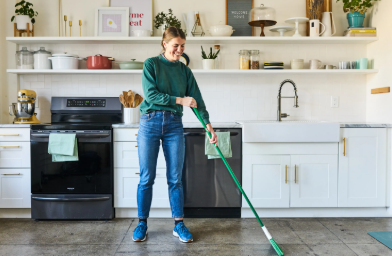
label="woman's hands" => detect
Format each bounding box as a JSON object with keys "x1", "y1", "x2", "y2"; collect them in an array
[
  {"x1": 206, "y1": 123, "x2": 218, "y2": 146},
  {"x1": 176, "y1": 97, "x2": 197, "y2": 108}
]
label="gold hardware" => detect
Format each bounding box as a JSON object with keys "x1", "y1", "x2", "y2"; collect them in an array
[
  {"x1": 135, "y1": 145, "x2": 138, "y2": 147},
  {"x1": 0, "y1": 146, "x2": 19, "y2": 148},
  {"x1": 69, "y1": 21, "x2": 72, "y2": 37},
  {"x1": 285, "y1": 165, "x2": 287, "y2": 184},
  {"x1": 343, "y1": 137, "x2": 346, "y2": 156},
  {"x1": 0, "y1": 134, "x2": 19, "y2": 136},
  {"x1": 135, "y1": 172, "x2": 140, "y2": 175},
  {"x1": 135, "y1": 134, "x2": 137, "y2": 136},
  {"x1": 64, "y1": 15, "x2": 67, "y2": 36},
  {"x1": 1, "y1": 173, "x2": 21, "y2": 175},
  {"x1": 79, "y1": 20, "x2": 82, "y2": 36},
  {"x1": 295, "y1": 165, "x2": 297, "y2": 183}
]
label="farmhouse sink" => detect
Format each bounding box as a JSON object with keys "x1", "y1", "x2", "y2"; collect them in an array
[{"x1": 238, "y1": 120, "x2": 340, "y2": 143}]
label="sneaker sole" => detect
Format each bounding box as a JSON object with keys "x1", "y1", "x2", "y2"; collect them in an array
[
  {"x1": 173, "y1": 230, "x2": 193, "y2": 243},
  {"x1": 132, "y1": 231, "x2": 148, "y2": 242}
]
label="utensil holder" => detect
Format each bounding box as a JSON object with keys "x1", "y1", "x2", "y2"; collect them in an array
[{"x1": 123, "y1": 107, "x2": 140, "y2": 124}]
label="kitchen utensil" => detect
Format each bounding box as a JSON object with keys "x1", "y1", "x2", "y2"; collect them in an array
[
  {"x1": 291, "y1": 59, "x2": 304, "y2": 69},
  {"x1": 85, "y1": 54, "x2": 114, "y2": 69},
  {"x1": 33, "y1": 47, "x2": 52, "y2": 69},
  {"x1": 117, "y1": 59, "x2": 144, "y2": 69},
  {"x1": 49, "y1": 52, "x2": 82, "y2": 70},
  {"x1": 285, "y1": 17, "x2": 309, "y2": 37},
  {"x1": 131, "y1": 29, "x2": 151, "y2": 37},
  {"x1": 357, "y1": 58, "x2": 368, "y2": 69},
  {"x1": 16, "y1": 47, "x2": 34, "y2": 69},
  {"x1": 123, "y1": 107, "x2": 139, "y2": 124},
  {"x1": 8, "y1": 89, "x2": 40, "y2": 124},
  {"x1": 309, "y1": 19, "x2": 326, "y2": 37},
  {"x1": 192, "y1": 107, "x2": 284, "y2": 256},
  {"x1": 119, "y1": 94, "x2": 125, "y2": 106},
  {"x1": 123, "y1": 91, "x2": 128, "y2": 107},
  {"x1": 248, "y1": 4, "x2": 277, "y2": 36},
  {"x1": 127, "y1": 91, "x2": 134, "y2": 107},
  {"x1": 309, "y1": 59, "x2": 323, "y2": 69},
  {"x1": 208, "y1": 23, "x2": 235, "y2": 36},
  {"x1": 182, "y1": 11, "x2": 197, "y2": 37},
  {"x1": 321, "y1": 12, "x2": 336, "y2": 37},
  {"x1": 269, "y1": 26, "x2": 295, "y2": 36}
]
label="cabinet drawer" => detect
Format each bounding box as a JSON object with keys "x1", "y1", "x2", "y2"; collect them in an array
[
  {"x1": 114, "y1": 142, "x2": 166, "y2": 168},
  {"x1": 0, "y1": 169, "x2": 31, "y2": 208},
  {"x1": 114, "y1": 129, "x2": 139, "y2": 142},
  {"x1": 0, "y1": 129, "x2": 30, "y2": 142},
  {"x1": 0, "y1": 142, "x2": 30, "y2": 168}
]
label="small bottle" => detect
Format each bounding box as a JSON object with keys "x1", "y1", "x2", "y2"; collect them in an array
[
  {"x1": 249, "y1": 50, "x2": 260, "y2": 70},
  {"x1": 239, "y1": 50, "x2": 250, "y2": 70},
  {"x1": 214, "y1": 45, "x2": 221, "y2": 69}
]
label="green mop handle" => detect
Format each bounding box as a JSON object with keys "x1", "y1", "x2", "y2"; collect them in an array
[{"x1": 192, "y1": 107, "x2": 265, "y2": 228}]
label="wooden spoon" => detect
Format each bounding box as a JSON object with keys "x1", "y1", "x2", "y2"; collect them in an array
[
  {"x1": 123, "y1": 91, "x2": 128, "y2": 108},
  {"x1": 135, "y1": 94, "x2": 143, "y2": 107},
  {"x1": 127, "y1": 90, "x2": 134, "y2": 108},
  {"x1": 119, "y1": 94, "x2": 125, "y2": 107},
  {"x1": 133, "y1": 94, "x2": 139, "y2": 108}
]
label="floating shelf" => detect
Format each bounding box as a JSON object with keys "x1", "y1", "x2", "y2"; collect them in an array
[
  {"x1": 6, "y1": 36, "x2": 378, "y2": 45},
  {"x1": 7, "y1": 69, "x2": 379, "y2": 75}
]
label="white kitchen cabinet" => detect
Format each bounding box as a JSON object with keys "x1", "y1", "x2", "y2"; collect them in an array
[
  {"x1": 0, "y1": 129, "x2": 30, "y2": 142},
  {"x1": 338, "y1": 128, "x2": 387, "y2": 207},
  {"x1": 242, "y1": 155, "x2": 290, "y2": 208},
  {"x1": 114, "y1": 142, "x2": 166, "y2": 168},
  {"x1": 290, "y1": 155, "x2": 338, "y2": 207},
  {"x1": 0, "y1": 169, "x2": 31, "y2": 208},
  {"x1": 0, "y1": 142, "x2": 30, "y2": 168}
]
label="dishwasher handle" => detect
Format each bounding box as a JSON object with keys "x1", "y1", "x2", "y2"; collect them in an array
[{"x1": 184, "y1": 132, "x2": 239, "y2": 136}]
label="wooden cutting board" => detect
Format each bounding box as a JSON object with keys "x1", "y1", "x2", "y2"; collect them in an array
[{"x1": 306, "y1": 0, "x2": 332, "y2": 36}]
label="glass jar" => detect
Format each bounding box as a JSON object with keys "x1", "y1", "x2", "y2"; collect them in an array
[
  {"x1": 33, "y1": 47, "x2": 52, "y2": 69},
  {"x1": 249, "y1": 50, "x2": 260, "y2": 70},
  {"x1": 239, "y1": 50, "x2": 250, "y2": 70},
  {"x1": 16, "y1": 47, "x2": 34, "y2": 69}
]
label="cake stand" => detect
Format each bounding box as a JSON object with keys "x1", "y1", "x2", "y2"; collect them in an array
[
  {"x1": 269, "y1": 26, "x2": 295, "y2": 36},
  {"x1": 248, "y1": 20, "x2": 277, "y2": 37},
  {"x1": 285, "y1": 17, "x2": 309, "y2": 37}
]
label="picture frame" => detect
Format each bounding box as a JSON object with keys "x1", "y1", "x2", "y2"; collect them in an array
[
  {"x1": 226, "y1": 0, "x2": 254, "y2": 36},
  {"x1": 110, "y1": 0, "x2": 153, "y2": 37},
  {"x1": 95, "y1": 7, "x2": 130, "y2": 37}
]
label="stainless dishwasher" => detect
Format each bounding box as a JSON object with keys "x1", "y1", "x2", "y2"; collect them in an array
[{"x1": 182, "y1": 128, "x2": 242, "y2": 218}]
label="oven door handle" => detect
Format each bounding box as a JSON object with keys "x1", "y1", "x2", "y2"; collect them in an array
[
  {"x1": 31, "y1": 196, "x2": 111, "y2": 202},
  {"x1": 183, "y1": 132, "x2": 239, "y2": 136},
  {"x1": 31, "y1": 133, "x2": 110, "y2": 138}
]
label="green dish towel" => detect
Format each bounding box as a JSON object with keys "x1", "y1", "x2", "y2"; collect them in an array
[
  {"x1": 205, "y1": 132, "x2": 232, "y2": 159},
  {"x1": 48, "y1": 133, "x2": 79, "y2": 162}
]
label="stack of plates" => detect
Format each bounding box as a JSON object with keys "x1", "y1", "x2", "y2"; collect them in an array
[{"x1": 264, "y1": 61, "x2": 284, "y2": 69}]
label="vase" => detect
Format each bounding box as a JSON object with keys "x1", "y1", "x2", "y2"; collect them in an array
[
  {"x1": 202, "y1": 59, "x2": 215, "y2": 70},
  {"x1": 347, "y1": 12, "x2": 365, "y2": 28},
  {"x1": 123, "y1": 107, "x2": 140, "y2": 124},
  {"x1": 161, "y1": 24, "x2": 167, "y2": 35},
  {"x1": 15, "y1": 15, "x2": 32, "y2": 31}
]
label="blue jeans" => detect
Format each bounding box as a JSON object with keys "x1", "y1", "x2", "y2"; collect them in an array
[{"x1": 137, "y1": 111, "x2": 185, "y2": 219}]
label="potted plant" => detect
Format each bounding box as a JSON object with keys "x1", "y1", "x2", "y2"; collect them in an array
[
  {"x1": 201, "y1": 46, "x2": 220, "y2": 70},
  {"x1": 154, "y1": 9, "x2": 181, "y2": 34},
  {"x1": 336, "y1": 0, "x2": 380, "y2": 28},
  {"x1": 11, "y1": 0, "x2": 38, "y2": 31}
]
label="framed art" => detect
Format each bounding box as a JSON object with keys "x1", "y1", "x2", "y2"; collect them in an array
[
  {"x1": 226, "y1": 0, "x2": 254, "y2": 36},
  {"x1": 95, "y1": 7, "x2": 130, "y2": 37},
  {"x1": 110, "y1": 0, "x2": 153, "y2": 37}
]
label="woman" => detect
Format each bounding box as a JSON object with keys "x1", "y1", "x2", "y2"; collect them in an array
[{"x1": 132, "y1": 27, "x2": 218, "y2": 243}]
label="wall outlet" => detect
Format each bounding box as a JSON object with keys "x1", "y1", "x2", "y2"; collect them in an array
[{"x1": 331, "y1": 96, "x2": 339, "y2": 108}]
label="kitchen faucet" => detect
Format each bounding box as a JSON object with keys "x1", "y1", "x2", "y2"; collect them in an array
[{"x1": 277, "y1": 79, "x2": 299, "y2": 121}]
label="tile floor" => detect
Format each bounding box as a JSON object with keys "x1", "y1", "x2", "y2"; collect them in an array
[{"x1": 0, "y1": 218, "x2": 391, "y2": 255}]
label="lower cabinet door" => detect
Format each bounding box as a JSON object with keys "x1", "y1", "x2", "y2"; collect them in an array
[
  {"x1": 0, "y1": 169, "x2": 31, "y2": 208},
  {"x1": 242, "y1": 155, "x2": 290, "y2": 208},
  {"x1": 114, "y1": 168, "x2": 170, "y2": 208},
  {"x1": 290, "y1": 155, "x2": 338, "y2": 207}
]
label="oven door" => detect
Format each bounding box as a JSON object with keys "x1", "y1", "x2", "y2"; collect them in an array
[{"x1": 30, "y1": 130, "x2": 112, "y2": 194}]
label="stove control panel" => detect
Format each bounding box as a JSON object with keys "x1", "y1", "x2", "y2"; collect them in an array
[{"x1": 67, "y1": 99, "x2": 106, "y2": 107}]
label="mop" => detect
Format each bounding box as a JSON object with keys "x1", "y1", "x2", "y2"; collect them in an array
[{"x1": 192, "y1": 107, "x2": 284, "y2": 256}]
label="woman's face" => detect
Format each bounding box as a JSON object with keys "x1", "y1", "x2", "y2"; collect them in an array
[{"x1": 163, "y1": 37, "x2": 185, "y2": 61}]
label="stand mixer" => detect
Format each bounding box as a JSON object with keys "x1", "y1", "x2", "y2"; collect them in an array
[{"x1": 9, "y1": 89, "x2": 40, "y2": 124}]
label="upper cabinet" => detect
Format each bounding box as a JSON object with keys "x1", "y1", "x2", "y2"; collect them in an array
[{"x1": 338, "y1": 128, "x2": 387, "y2": 207}]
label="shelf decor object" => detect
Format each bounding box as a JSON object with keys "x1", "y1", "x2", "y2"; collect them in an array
[
  {"x1": 110, "y1": 0, "x2": 153, "y2": 37},
  {"x1": 269, "y1": 26, "x2": 295, "y2": 37},
  {"x1": 94, "y1": 7, "x2": 130, "y2": 37},
  {"x1": 306, "y1": 0, "x2": 325, "y2": 36},
  {"x1": 69, "y1": 21, "x2": 72, "y2": 37},
  {"x1": 191, "y1": 13, "x2": 205, "y2": 37},
  {"x1": 336, "y1": 0, "x2": 380, "y2": 28},
  {"x1": 248, "y1": 4, "x2": 277, "y2": 37},
  {"x1": 371, "y1": 87, "x2": 390, "y2": 94},
  {"x1": 226, "y1": 0, "x2": 254, "y2": 36},
  {"x1": 64, "y1": 15, "x2": 67, "y2": 36},
  {"x1": 13, "y1": 23, "x2": 34, "y2": 37},
  {"x1": 285, "y1": 17, "x2": 309, "y2": 37},
  {"x1": 79, "y1": 20, "x2": 82, "y2": 36}
]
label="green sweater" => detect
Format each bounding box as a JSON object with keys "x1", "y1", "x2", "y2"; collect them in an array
[{"x1": 140, "y1": 54, "x2": 210, "y2": 125}]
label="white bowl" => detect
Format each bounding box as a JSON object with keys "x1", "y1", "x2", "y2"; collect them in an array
[
  {"x1": 131, "y1": 30, "x2": 151, "y2": 37},
  {"x1": 209, "y1": 24, "x2": 235, "y2": 37}
]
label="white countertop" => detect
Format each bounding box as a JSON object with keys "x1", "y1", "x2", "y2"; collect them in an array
[{"x1": 0, "y1": 124, "x2": 31, "y2": 128}]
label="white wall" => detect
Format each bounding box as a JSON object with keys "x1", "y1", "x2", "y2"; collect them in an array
[{"x1": 0, "y1": 1, "x2": 5, "y2": 124}]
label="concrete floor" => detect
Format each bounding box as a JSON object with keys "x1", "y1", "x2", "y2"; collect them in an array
[{"x1": 0, "y1": 218, "x2": 391, "y2": 256}]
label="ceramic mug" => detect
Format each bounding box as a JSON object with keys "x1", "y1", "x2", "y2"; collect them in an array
[
  {"x1": 309, "y1": 19, "x2": 326, "y2": 37},
  {"x1": 324, "y1": 65, "x2": 337, "y2": 69},
  {"x1": 356, "y1": 58, "x2": 368, "y2": 69},
  {"x1": 309, "y1": 59, "x2": 323, "y2": 69},
  {"x1": 290, "y1": 59, "x2": 304, "y2": 69},
  {"x1": 339, "y1": 61, "x2": 350, "y2": 69}
]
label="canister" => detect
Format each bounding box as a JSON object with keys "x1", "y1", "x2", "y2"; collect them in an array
[{"x1": 34, "y1": 47, "x2": 52, "y2": 69}]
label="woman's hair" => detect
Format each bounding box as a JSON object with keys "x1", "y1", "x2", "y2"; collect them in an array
[{"x1": 161, "y1": 27, "x2": 186, "y2": 52}]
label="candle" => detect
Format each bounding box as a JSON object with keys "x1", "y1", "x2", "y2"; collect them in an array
[{"x1": 64, "y1": 15, "x2": 67, "y2": 36}]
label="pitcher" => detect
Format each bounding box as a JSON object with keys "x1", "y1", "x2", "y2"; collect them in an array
[
  {"x1": 321, "y1": 12, "x2": 336, "y2": 37},
  {"x1": 182, "y1": 11, "x2": 197, "y2": 37}
]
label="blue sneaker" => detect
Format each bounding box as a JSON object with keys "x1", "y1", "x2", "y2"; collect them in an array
[
  {"x1": 132, "y1": 221, "x2": 148, "y2": 242},
  {"x1": 173, "y1": 222, "x2": 193, "y2": 243}
]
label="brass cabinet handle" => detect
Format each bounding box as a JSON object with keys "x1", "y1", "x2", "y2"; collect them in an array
[
  {"x1": 0, "y1": 134, "x2": 19, "y2": 136},
  {"x1": 135, "y1": 134, "x2": 137, "y2": 136},
  {"x1": 343, "y1": 137, "x2": 346, "y2": 156},
  {"x1": 1, "y1": 173, "x2": 21, "y2": 175},
  {"x1": 135, "y1": 145, "x2": 138, "y2": 147},
  {"x1": 285, "y1": 165, "x2": 288, "y2": 184},
  {"x1": 0, "y1": 146, "x2": 19, "y2": 148},
  {"x1": 295, "y1": 165, "x2": 297, "y2": 183},
  {"x1": 135, "y1": 172, "x2": 140, "y2": 175}
]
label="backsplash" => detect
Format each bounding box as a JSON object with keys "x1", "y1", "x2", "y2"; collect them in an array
[{"x1": 18, "y1": 43, "x2": 367, "y2": 123}]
